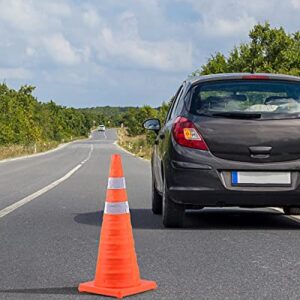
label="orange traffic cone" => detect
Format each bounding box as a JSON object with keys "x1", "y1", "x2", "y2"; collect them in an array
[{"x1": 78, "y1": 154, "x2": 157, "y2": 299}]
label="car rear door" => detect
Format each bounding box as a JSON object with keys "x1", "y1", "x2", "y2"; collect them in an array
[{"x1": 153, "y1": 85, "x2": 184, "y2": 192}]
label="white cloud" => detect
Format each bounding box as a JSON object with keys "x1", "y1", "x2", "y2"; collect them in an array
[
  {"x1": 0, "y1": 0, "x2": 40, "y2": 31},
  {"x1": 82, "y1": 7, "x2": 101, "y2": 28},
  {"x1": 99, "y1": 27, "x2": 192, "y2": 71},
  {"x1": 25, "y1": 47, "x2": 35, "y2": 57},
  {"x1": 43, "y1": 33, "x2": 81, "y2": 66},
  {"x1": 291, "y1": 0, "x2": 300, "y2": 9},
  {"x1": 202, "y1": 14, "x2": 256, "y2": 38},
  {"x1": 96, "y1": 11, "x2": 193, "y2": 72},
  {"x1": 0, "y1": 67, "x2": 32, "y2": 80},
  {"x1": 0, "y1": 0, "x2": 70, "y2": 33},
  {"x1": 0, "y1": 0, "x2": 299, "y2": 106},
  {"x1": 42, "y1": 2, "x2": 71, "y2": 17}
]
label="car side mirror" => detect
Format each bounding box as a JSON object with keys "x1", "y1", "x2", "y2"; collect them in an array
[{"x1": 143, "y1": 118, "x2": 161, "y2": 133}]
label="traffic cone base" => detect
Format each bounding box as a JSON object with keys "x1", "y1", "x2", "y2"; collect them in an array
[{"x1": 78, "y1": 279, "x2": 157, "y2": 299}]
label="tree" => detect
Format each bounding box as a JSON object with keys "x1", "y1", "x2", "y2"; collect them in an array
[
  {"x1": 193, "y1": 53, "x2": 228, "y2": 75},
  {"x1": 0, "y1": 83, "x2": 93, "y2": 145},
  {"x1": 193, "y1": 22, "x2": 300, "y2": 76}
]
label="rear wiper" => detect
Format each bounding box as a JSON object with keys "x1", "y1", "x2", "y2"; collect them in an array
[{"x1": 210, "y1": 112, "x2": 262, "y2": 119}]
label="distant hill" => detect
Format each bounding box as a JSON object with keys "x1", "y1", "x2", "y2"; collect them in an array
[
  {"x1": 78, "y1": 106, "x2": 161, "y2": 128},
  {"x1": 79, "y1": 106, "x2": 134, "y2": 116},
  {"x1": 78, "y1": 106, "x2": 136, "y2": 127}
]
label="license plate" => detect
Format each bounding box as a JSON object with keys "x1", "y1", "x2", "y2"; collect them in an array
[{"x1": 231, "y1": 171, "x2": 291, "y2": 185}]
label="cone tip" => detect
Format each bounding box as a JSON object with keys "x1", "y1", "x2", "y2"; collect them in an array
[
  {"x1": 109, "y1": 154, "x2": 124, "y2": 177},
  {"x1": 111, "y1": 153, "x2": 121, "y2": 160}
]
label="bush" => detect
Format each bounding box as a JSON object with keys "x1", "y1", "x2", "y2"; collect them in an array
[{"x1": 0, "y1": 84, "x2": 91, "y2": 145}]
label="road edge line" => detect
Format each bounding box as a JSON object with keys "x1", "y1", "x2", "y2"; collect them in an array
[
  {"x1": 0, "y1": 145, "x2": 93, "y2": 219},
  {"x1": 113, "y1": 141, "x2": 149, "y2": 162}
]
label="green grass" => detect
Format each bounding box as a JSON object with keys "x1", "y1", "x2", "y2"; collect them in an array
[
  {"x1": 117, "y1": 128, "x2": 152, "y2": 160},
  {"x1": 0, "y1": 136, "x2": 87, "y2": 161}
]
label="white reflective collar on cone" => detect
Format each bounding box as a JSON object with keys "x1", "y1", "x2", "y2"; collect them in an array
[
  {"x1": 107, "y1": 177, "x2": 126, "y2": 189},
  {"x1": 104, "y1": 201, "x2": 129, "y2": 214}
]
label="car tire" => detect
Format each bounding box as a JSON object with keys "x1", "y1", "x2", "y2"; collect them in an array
[
  {"x1": 162, "y1": 180, "x2": 185, "y2": 228},
  {"x1": 283, "y1": 207, "x2": 300, "y2": 215},
  {"x1": 152, "y1": 174, "x2": 162, "y2": 215}
]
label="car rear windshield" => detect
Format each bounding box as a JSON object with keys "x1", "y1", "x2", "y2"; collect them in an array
[{"x1": 190, "y1": 80, "x2": 300, "y2": 119}]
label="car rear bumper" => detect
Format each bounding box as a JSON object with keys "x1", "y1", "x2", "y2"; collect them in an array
[
  {"x1": 166, "y1": 157, "x2": 300, "y2": 207},
  {"x1": 168, "y1": 187, "x2": 300, "y2": 207}
]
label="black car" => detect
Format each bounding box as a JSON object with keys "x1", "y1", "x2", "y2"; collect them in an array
[{"x1": 144, "y1": 73, "x2": 300, "y2": 228}]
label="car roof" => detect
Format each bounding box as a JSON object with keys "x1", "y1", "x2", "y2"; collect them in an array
[{"x1": 185, "y1": 73, "x2": 300, "y2": 85}]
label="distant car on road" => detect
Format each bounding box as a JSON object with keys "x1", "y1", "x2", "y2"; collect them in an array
[
  {"x1": 98, "y1": 125, "x2": 106, "y2": 132},
  {"x1": 144, "y1": 73, "x2": 300, "y2": 228}
]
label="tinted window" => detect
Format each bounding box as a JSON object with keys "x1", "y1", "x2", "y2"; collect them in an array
[
  {"x1": 190, "y1": 80, "x2": 300, "y2": 119},
  {"x1": 170, "y1": 86, "x2": 184, "y2": 119},
  {"x1": 166, "y1": 86, "x2": 182, "y2": 121}
]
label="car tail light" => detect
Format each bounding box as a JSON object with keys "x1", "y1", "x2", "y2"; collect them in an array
[{"x1": 172, "y1": 117, "x2": 209, "y2": 151}]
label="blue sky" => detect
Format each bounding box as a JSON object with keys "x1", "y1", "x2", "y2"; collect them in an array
[{"x1": 0, "y1": 0, "x2": 299, "y2": 107}]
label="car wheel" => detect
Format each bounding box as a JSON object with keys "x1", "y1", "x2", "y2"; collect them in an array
[
  {"x1": 162, "y1": 180, "x2": 185, "y2": 228},
  {"x1": 152, "y1": 173, "x2": 162, "y2": 215},
  {"x1": 283, "y1": 207, "x2": 300, "y2": 215}
]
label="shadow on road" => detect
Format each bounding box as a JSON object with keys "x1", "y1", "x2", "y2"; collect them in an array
[
  {"x1": 74, "y1": 209, "x2": 163, "y2": 229},
  {"x1": 74, "y1": 208, "x2": 300, "y2": 230},
  {"x1": 184, "y1": 209, "x2": 300, "y2": 229},
  {"x1": 0, "y1": 287, "x2": 78, "y2": 295}
]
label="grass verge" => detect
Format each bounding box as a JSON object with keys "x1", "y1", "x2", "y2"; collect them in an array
[
  {"x1": 0, "y1": 137, "x2": 86, "y2": 161},
  {"x1": 117, "y1": 128, "x2": 152, "y2": 160}
]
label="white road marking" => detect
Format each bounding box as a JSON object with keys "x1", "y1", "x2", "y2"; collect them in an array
[
  {"x1": 103, "y1": 132, "x2": 107, "y2": 139},
  {"x1": 113, "y1": 141, "x2": 149, "y2": 162},
  {"x1": 0, "y1": 145, "x2": 93, "y2": 219}
]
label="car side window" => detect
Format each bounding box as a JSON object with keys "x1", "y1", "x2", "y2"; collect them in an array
[
  {"x1": 166, "y1": 86, "x2": 183, "y2": 122},
  {"x1": 171, "y1": 86, "x2": 185, "y2": 118}
]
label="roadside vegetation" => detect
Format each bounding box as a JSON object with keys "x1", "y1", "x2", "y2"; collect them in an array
[
  {"x1": 117, "y1": 127, "x2": 152, "y2": 159},
  {"x1": 0, "y1": 142, "x2": 60, "y2": 160},
  {"x1": 78, "y1": 106, "x2": 134, "y2": 128},
  {"x1": 1, "y1": 23, "x2": 299, "y2": 160},
  {"x1": 0, "y1": 84, "x2": 93, "y2": 159},
  {"x1": 117, "y1": 104, "x2": 170, "y2": 159},
  {"x1": 192, "y1": 22, "x2": 300, "y2": 76}
]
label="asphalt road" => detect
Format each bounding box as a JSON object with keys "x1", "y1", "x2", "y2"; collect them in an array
[{"x1": 1, "y1": 129, "x2": 300, "y2": 300}]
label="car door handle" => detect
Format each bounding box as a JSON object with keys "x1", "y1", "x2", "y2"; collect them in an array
[{"x1": 249, "y1": 146, "x2": 272, "y2": 154}]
